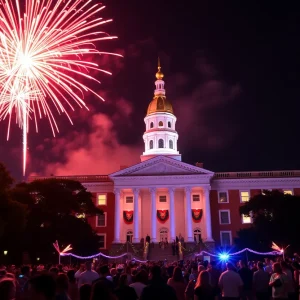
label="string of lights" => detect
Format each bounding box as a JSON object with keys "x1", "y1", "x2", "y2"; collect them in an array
[
  {"x1": 198, "y1": 248, "x2": 281, "y2": 260},
  {"x1": 60, "y1": 252, "x2": 128, "y2": 260}
]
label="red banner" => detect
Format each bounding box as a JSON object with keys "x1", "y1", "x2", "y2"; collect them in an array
[
  {"x1": 192, "y1": 209, "x2": 203, "y2": 223},
  {"x1": 123, "y1": 210, "x2": 133, "y2": 224},
  {"x1": 157, "y1": 210, "x2": 169, "y2": 223}
]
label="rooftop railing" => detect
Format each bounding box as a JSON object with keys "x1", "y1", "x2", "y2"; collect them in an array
[
  {"x1": 28, "y1": 175, "x2": 111, "y2": 183},
  {"x1": 213, "y1": 170, "x2": 300, "y2": 179}
]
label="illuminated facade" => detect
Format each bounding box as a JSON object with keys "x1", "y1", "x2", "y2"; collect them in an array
[{"x1": 29, "y1": 63, "x2": 300, "y2": 253}]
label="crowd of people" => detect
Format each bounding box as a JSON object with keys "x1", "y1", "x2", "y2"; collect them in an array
[{"x1": 0, "y1": 256, "x2": 299, "y2": 299}]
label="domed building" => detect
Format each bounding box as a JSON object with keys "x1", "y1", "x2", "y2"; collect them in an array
[
  {"x1": 30, "y1": 61, "x2": 300, "y2": 260},
  {"x1": 141, "y1": 59, "x2": 181, "y2": 162}
]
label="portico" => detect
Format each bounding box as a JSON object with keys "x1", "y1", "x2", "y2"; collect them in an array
[{"x1": 109, "y1": 155, "x2": 215, "y2": 245}]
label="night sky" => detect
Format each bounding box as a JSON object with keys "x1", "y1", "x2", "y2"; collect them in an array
[{"x1": 1, "y1": 0, "x2": 300, "y2": 180}]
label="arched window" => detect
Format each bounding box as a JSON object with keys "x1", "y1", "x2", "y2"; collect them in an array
[
  {"x1": 169, "y1": 140, "x2": 173, "y2": 149},
  {"x1": 168, "y1": 121, "x2": 171, "y2": 128},
  {"x1": 158, "y1": 139, "x2": 164, "y2": 148},
  {"x1": 150, "y1": 122, "x2": 154, "y2": 128},
  {"x1": 149, "y1": 140, "x2": 154, "y2": 149},
  {"x1": 158, "y1": 121, "x2": 163, "y2": 127}
]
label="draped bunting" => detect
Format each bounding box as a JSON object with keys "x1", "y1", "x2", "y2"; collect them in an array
[
  {"x1": 192, "y1": 209, "x2": 203, "y2": 223},
  {"x1": 123, "y1": 210, "x2": 133, "y2": 224},
  {"x1": 157, "y1": 210, "x2": 169, "y2": 223}
]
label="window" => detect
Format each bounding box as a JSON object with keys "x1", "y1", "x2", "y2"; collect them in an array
[
  {"x1": 149, "y1": 140, "x2": 154, "y2": 149},
  {"x1": 96, "y1": 213, "x2": 107, "y2": 227},
  {"x1": 159, "y1": 195, "x2": 167, "y2": 202},
  {"x1": 240, "y1": 191, "x2": 250, "y2": 202},
  {"x1": 97, "y1": 194, "x2": 107, "y2": 205},
  {"x1": 158, "y1": 139, "x2": 164, "y2": 148},
  {"x1": 192, "y1": 194, "x2": 200, "y2": 202},
  {"x1": 284, "y1": 190, "x2": 293, "y2": 195},
  {"x1": 219, "y1": 210, "x2": 230, "y2": 224},
  {"x1": 150, "y1": 122, "x2": 154, "y2": 128},
  {"x1": 97, "y1": 234, "x2": 106, "y2": 249},
  {"x1": 126, "y1": 196, "x2": 133, "y2": 203},
  {"x1": 218, "y1": 192, "x2": 228, "y2": 203},
  {"x1": 220, "y1": 231, "x2": 232, "y2": 246},
  {"x1": 158, "y1": 121, "x2": 163, "y2": 127},
  {"x1": 242, "y1": 214, "x2": 251, "y2": 224},
  {"x1": 126, "y1": 230, "x2": 133, "y2": 243},
  {"x1": 169, "y1": 140, "x2": 173, "y2": 149},
  {"x1": 168, "y1": 121, "x2": 171, "y2": 128}
]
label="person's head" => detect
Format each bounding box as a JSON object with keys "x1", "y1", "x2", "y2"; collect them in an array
[
  {"x1": 29, "y1": 274, "x2": 56, "y2": 300},
  {"x1": 79, "y1": 284, "x2": 91, "y2": 300},
  {"x1": 273, "y1": 262, "x2": 282, "y2": 274},
  {"x1": 0, "y1": 278, "x2": 16, "y2": 300},
  {"x1": 57, "y1": 264, "x2": 63, "y2": 272},
  {"x1": 90, "y1": 281, "x2": 112, "y2": 300},
  {"x1": 119, "y1": 274, "x2": 128, "y2": 287},
  {"x1": 149, "y1": 265, "x2": 161, "y2": 281},
  {"x1": 85, "y1": 261, "x2": 92, "y2": 271},
  {"x1": 56, "y1": 273, "x2": 69, "y2": 293},
  {"x1": 280, "y1": 261, "x2": 288, "y2": 270},
  {"x1": 49, "y1": 267, "x2": 58, "y2": 277},
  {"x1": 99, "y1": 265, "x2": 109, "y2": 277},
  {"x1": 239, "y1": 260, "x2": 247, "y2": 268},
  {"x1": 257, "y1": 262, "x2": 264, "y2": 270},
  {"x1": 172, "y1": 267, "x2": 183, "y2": 282},
  {"x1": 195, "y1": 270, "x2": 210, "y2": 288},
  {"x1": 67, "y1": 269, "x2": 76, "y2": 283},
  {"x1": 265, "y1": 258, "x2": 270, "y2": 264},
  {"x1": 198, "y1": 264, "x2": 205, "y2": 273},
  {"x1": 135, "y1": 269, "x2": 148, "y2": 285},
  {"x1": 226, "y1": 263, "x2": 235, "y2": 271},
  {"x1": 110, "y1": 268, "x2": 117, "y2": 276},
  {"x1": 21, "y1": 265, "x2": 30, "y2": 277}
]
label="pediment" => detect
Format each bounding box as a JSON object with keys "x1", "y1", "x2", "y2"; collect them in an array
[{"x1": 109, "y1": 156, "x2": 214, "y2": 178}]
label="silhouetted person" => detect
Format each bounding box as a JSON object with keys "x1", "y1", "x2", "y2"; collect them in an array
[
  {"x1": 146, "y1": 234, "x2": 150, "y2": 243},
  {"x1": 140, "y1": 265, "x2": 177, "y2": 300}
]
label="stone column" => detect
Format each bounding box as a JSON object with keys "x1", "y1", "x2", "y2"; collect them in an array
[
  {"x1": 133, "y1": 188, "x2": 140, "y2": 243},
  {"x1": 203, "y1": 187, "x2": 214, "y2": 241},
  {"x1": 150, "y1": 188, "x2": 157, "y2": 242},
  {"x1": 185, "y1": 187, "x2": 193, "y2": 242},
  {"x1": 169, "y1": 187, "x2": 176, "y2": 241},
  {"x1": 113, "y1": 188, "x2": 121, "y2": 243}
]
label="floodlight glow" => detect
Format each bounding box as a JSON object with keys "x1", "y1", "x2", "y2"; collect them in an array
[{"x1": 219, "y1": 253, "x2": 230, "y2": 261}]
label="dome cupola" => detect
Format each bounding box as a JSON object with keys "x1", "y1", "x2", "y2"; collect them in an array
[{"x1": 141, "y1": 59, "x2": 181, "y2": 162}]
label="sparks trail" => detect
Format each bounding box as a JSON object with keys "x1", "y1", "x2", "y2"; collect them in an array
[{"x1": 0, "y1": 0, "x2": 121, "y2": 175}]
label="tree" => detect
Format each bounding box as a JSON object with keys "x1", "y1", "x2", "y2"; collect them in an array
[
  {"x1": 11, "y1": 179, "x2": 103, "y2": 261},
  {"x1": 0, "y1": 163, "x2": 26, "y2": 262},
  {"x1": 235, "y1": 190, "x2": 300, "y2": 254}
]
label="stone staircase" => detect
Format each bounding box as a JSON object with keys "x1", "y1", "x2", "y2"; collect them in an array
[{"x1": 147, "y1": 243, "x2": 178, "y2": 261}]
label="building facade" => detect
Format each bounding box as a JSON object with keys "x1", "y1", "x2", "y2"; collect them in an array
[{"x1": 29, "y1": 62, "x2": 300, "y2": 252}]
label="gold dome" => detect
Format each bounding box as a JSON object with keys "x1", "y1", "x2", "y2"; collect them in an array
[
  {"x1": 156, "y1": 68, "x2": 164, "y2": 80},
  {"x1": 156, "y1": 57, "x2": 164, "y2": 80},
  {"x1": 146, "y1": 95, "x2": 174, "y2": 115}
]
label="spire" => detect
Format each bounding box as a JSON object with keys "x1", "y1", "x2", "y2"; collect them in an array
[{"x1": 156, "y1": 57, "x2": 164, "y2": 80}]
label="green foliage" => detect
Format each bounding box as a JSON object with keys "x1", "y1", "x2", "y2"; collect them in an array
[
  {"x1": 236, "y1": 190, "x2": 300, "y2": 253},
  {"x1": 0, "y1": 164, "x2": 103, "y2": 263}
]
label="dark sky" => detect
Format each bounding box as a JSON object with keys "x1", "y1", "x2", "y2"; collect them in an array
[{"x1": 1, "y1": 0, "x2": 300, "y2": 180}]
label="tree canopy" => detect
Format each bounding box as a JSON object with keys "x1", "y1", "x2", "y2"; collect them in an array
[
  {"x1": 236, "y1": 190, "x2": 300, "y2": 254},
  {"x1": 0, "y1": 163, "x2": 103, "y2": 263}
]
